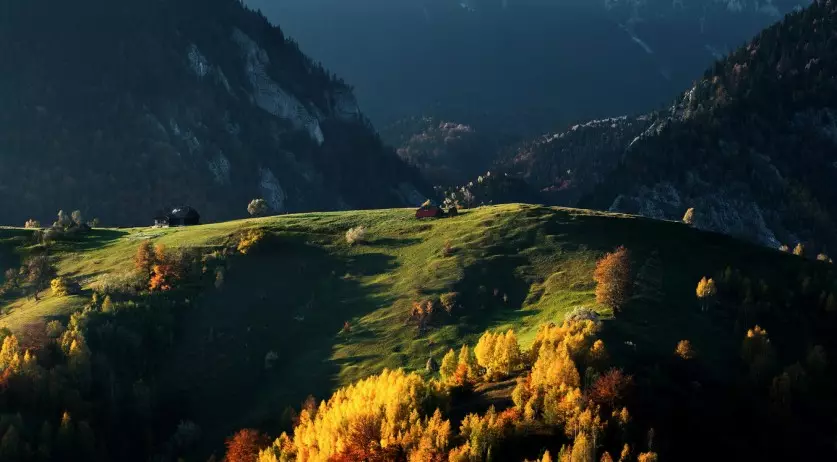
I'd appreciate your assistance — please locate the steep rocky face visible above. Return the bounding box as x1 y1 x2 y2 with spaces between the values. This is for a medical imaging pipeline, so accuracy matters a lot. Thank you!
0 0 427 226
583 1 837 251
252 0 806 188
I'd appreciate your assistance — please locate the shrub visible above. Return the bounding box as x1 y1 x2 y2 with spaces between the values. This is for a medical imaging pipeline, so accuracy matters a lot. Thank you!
24 219 40 229
410 299 436 331
93 271 143 296
247 198 269 217
50 277 77 296
564 306 600 325
45 320 65 338
101 295 115 313
440 292 459 314
345 226 367 245
237 229 266 255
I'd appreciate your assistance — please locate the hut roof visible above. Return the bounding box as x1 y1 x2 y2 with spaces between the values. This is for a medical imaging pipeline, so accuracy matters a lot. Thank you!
170 206 199 219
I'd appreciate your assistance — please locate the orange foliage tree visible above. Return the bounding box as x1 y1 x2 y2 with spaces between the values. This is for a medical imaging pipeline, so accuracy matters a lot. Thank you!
675 340 696 360
149 244 183 292
134 241 155 278
593 247 632 312
589 369 633 409
410 300 436 332
225 428 269 462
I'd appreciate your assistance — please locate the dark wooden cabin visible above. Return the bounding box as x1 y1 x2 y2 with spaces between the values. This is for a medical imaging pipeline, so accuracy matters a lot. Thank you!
168 206 200 226
154 206 200 227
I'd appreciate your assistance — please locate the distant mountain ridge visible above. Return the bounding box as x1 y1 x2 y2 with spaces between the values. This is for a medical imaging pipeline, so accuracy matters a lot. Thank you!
588 0 837 251
506 0 837 251
0 0 427 226
248 0 806 135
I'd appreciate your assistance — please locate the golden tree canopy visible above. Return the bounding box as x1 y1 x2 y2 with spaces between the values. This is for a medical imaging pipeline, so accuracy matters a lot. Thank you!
593 247 632 311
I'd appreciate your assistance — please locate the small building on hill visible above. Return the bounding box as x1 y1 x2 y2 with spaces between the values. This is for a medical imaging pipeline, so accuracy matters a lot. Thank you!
169 206 200 226
153 210 169 227
153 206 201 227
416 203 444 219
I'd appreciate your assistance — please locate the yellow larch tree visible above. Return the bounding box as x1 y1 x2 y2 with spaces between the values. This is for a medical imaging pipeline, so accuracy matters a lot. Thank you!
457 345 479 384
440 349 458 384
570 431 594 462
695 277 717 312
593 246 632 312
474 329 522 381
0 335 21 372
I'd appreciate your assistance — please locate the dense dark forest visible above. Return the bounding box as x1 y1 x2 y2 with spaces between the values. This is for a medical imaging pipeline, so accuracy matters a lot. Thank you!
0 0 426 227
582 1 837 252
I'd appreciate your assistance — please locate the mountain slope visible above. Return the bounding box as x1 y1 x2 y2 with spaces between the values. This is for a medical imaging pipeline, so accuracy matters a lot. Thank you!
1 204 835 460
247 0 804 134
583 0 837 251
0 0 427 227
504 114 657 204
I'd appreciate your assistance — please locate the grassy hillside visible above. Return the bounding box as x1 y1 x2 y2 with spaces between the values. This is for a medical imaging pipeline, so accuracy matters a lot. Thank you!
0 204 828 459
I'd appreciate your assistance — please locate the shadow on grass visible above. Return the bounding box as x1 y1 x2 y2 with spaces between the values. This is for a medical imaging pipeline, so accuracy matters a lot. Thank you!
345 252 399 277
449 253 534 336
51 229 127 252
155 234 399 454
370 237 422 248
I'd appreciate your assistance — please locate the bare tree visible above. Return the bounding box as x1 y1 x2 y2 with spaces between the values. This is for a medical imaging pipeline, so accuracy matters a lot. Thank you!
25 254 56 301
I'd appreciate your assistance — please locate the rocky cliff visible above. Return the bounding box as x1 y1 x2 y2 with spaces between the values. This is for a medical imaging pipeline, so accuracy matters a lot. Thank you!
0 0 427 226
584 0 837 251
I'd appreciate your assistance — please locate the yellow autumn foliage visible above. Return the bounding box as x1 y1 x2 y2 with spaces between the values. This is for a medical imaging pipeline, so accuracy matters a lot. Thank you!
529 320 600 366
696 277 717 311
474 329 522 380
262 369 450 461
451 406 518 461
238 229 266 255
